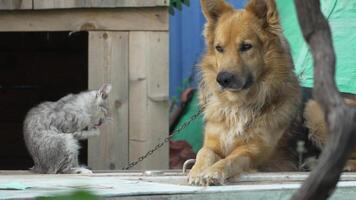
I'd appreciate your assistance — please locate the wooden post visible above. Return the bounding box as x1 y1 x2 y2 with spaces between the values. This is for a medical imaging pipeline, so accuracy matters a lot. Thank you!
88 31 129 170
129 31 169 170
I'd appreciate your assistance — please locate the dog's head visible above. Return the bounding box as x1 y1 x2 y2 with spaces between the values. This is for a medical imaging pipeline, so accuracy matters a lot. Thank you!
200 0 286 98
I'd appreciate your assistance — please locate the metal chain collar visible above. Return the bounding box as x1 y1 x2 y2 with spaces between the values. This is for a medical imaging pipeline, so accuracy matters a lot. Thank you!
122 109 203 170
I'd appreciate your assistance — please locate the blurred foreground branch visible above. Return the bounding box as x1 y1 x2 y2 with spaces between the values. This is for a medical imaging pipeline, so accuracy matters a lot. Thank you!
291 0 356 199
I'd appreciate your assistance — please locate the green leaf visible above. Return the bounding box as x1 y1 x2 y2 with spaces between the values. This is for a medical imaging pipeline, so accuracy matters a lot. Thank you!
169 0 191 15
182 0 190 6
176 0 182 10
169 6 175 15
37 190 99 200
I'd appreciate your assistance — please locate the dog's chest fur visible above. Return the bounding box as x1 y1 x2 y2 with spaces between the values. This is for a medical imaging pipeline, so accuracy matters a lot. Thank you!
205 99 256 155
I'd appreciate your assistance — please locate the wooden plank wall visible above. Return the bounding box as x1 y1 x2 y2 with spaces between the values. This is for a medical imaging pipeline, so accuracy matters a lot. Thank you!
0 0 32 10
0 0 168 10
129 32 169 170
0 8 168 32
88 32 129 170
88 31 169 170
0 6 169 170
33 0 169 9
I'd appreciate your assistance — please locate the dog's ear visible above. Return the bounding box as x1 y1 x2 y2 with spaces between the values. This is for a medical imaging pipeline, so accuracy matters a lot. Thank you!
245 0 280 34
201 0 233 48
201 0 233 22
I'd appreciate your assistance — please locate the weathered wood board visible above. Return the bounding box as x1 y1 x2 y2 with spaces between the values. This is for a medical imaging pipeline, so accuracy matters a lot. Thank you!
0 8 168 32
33 0 169 9
0 0 169 10
129 31 169 170
88 31 129 170
0 0 32 10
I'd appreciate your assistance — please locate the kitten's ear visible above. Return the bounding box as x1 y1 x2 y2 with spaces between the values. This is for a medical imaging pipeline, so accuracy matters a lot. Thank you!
201 0 234 22
245 0 280 34
97 84 112 100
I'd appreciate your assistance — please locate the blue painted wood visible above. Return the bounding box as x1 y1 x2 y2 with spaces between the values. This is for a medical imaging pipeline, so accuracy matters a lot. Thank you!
169 0 247 99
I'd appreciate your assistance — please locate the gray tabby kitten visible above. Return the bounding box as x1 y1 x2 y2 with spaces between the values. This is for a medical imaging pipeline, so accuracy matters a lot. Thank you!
23 84 112 174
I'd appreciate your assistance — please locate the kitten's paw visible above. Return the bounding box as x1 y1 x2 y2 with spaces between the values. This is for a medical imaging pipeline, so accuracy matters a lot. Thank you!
88 128 101 137
72 167 93 174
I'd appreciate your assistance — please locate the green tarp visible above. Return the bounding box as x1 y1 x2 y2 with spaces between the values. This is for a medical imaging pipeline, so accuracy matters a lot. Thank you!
172 92 204 153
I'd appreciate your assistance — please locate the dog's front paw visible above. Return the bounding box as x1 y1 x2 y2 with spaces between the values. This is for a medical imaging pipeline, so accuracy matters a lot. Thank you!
188 167 225 186
200 168 225 186
187 168 202 185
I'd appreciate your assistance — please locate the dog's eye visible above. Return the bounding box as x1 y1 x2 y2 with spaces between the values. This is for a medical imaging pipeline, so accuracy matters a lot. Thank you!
240 43 252 52
215 45 224 53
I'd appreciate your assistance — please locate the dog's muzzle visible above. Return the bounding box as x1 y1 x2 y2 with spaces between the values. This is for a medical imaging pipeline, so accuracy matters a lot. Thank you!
216 71 253 91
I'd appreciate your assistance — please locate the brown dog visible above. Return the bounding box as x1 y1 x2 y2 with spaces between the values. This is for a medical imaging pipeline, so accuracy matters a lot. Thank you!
188 0 301 186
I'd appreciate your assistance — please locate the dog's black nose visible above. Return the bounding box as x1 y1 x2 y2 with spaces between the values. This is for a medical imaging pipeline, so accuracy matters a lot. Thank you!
217 72 235 88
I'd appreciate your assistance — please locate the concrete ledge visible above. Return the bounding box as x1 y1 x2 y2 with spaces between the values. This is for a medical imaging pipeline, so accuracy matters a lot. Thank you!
0 171 356 200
